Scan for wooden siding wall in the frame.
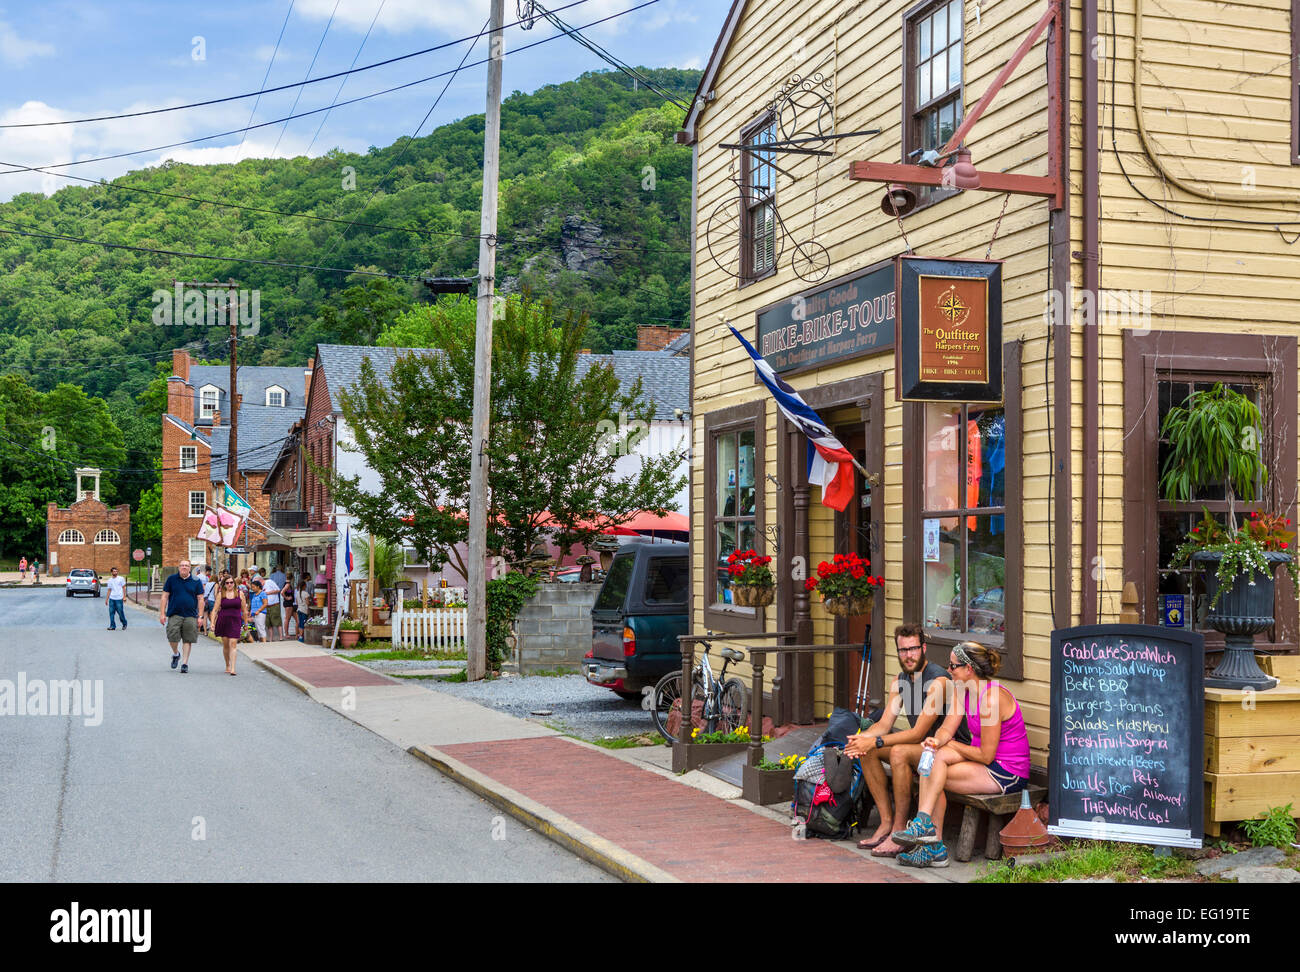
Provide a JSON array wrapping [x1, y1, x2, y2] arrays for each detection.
[[691, 0, 1076, 760], [1100, 0, 1300, 623]]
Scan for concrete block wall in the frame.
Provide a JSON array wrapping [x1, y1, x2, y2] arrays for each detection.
[[514, 581, 602, 674]]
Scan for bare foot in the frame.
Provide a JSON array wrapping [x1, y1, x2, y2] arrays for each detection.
[[871, 838, 904, 857], [857, 824, 892, 848]]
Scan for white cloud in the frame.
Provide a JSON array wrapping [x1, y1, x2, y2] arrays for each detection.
[[0, 19, 53, 66]]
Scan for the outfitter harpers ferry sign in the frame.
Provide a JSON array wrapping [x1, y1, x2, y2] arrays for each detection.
[[754, 260, 895, 375], [895, 255, 1003, 403]]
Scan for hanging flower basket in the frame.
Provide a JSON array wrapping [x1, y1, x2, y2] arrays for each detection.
[[822, 595, 873, 617], [733, 585, 775, 607]]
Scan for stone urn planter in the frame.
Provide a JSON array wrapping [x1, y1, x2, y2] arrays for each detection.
[[1192, 549, 1289, 690]]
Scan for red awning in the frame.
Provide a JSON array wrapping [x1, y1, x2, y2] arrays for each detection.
[[620, 510, 689, 532]]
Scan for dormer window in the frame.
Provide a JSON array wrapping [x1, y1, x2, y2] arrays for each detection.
[[199, 385, 220, 420], [266, 386, 287, 407]]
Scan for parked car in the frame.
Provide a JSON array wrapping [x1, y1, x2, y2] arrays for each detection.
[[66, 569, 101, 597], [585, 541, 688, 702]]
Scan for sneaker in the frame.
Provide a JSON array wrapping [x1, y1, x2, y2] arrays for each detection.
[[898, 843, 950, 868], [171, 653, 180, 669], [892, 813, 939, 846], [180, 664, 188, 674]]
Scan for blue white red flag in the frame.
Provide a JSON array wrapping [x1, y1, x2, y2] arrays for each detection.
[[345, 526, 354, 576], [726, 324, 856, 511]]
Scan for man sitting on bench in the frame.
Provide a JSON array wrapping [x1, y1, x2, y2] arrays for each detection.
[[844, 623, 969, 858]]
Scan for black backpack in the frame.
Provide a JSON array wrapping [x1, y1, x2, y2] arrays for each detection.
[[791, 706, 875, 840]]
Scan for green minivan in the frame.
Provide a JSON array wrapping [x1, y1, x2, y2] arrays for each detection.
[[584, 541, 689, 702]]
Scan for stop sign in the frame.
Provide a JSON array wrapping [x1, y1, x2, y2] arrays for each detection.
[[132, 549, 145, 562]]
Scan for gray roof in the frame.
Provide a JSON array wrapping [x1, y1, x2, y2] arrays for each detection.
[[189, 364, 306, 420], [664, 331, 691, 355], [206, 404, 305, 479], [314, 343, 689, 415]]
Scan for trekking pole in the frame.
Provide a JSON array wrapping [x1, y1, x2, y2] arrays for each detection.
[[854, 625, 871, 716]]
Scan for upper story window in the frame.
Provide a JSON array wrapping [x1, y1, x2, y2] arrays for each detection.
[[266, 386, 287, 407], [180, 446, 197, 472], [189, 490, 207, 517], [57, 529, 85, 544], [905, 0, 964, 208], [94, 529, 120, 544], [199, 385, 219, 420], [740, 114, 777, 283]]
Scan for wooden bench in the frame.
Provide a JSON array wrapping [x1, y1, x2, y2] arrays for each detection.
[[948, 786, 1046, 862]]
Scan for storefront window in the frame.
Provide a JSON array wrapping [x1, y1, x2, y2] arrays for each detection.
[[714, 428, 757, 604], [922, 402, 1006, 635], [1156, 380, 1263, 633]]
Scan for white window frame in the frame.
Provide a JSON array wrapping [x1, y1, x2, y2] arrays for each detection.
[[188, 539, 208, 565], [94, 529, 120, 544], [199, 384, 220, 420], [189, 490, 207, 517], [265, 385, 286, 407], [57, 529, 85, 544], [180, 446, 198, 472]]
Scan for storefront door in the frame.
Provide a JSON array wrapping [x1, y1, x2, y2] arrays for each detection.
[[833, 426, 874, 714]]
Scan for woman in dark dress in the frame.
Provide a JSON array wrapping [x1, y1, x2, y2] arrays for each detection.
[[282, 573, 297, 638], [210, 576, 249, 675]]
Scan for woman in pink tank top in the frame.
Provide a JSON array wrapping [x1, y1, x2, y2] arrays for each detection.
[[893, 642, 1031, 869]]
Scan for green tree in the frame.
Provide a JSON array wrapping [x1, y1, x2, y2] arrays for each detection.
[[328, 293, 683, 573]]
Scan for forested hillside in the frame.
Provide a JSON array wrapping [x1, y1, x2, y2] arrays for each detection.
[[0, 68, 698, 557]]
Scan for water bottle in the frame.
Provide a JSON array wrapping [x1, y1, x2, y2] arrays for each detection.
[[918, 747, 935, 777]]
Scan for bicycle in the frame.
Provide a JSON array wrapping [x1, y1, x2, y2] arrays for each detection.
[[650, 644, 749, 741]]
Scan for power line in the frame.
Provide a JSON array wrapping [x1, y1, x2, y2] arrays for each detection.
[[0, 0, 600, 130], [304, 0, 387, 157], [234, 0, 296, 164], [270, 0, 342, 159], [0, 425, 298, 476], [0, 1, 664, 177]]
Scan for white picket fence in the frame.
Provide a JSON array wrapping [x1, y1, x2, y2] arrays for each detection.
[[391, 602, 468, 650]]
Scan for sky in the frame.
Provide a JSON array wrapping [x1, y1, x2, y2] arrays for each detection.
[[0, 0, 732, 201]]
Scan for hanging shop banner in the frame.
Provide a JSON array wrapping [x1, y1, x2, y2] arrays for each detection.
[[894, 256, 1003, 402], [754, 260, 895, 376], [1048, 623, 1204, 849], [222, 483, 252, 519]]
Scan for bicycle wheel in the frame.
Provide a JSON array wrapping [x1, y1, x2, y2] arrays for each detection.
[[650, 670, 708, 741], [718, 678, 749, 734]]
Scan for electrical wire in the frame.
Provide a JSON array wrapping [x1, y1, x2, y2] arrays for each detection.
[[0, 0, 601, 130], [304, 0, 386, 157], [234, 0, 296, 164], [270, 0, 342, 159], [0, 1, 663, 177]]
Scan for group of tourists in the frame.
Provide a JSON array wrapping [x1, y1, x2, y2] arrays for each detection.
[[843, 622, 1030, 869], [159, 559, 315, 675], [17, 556, 41, 582]]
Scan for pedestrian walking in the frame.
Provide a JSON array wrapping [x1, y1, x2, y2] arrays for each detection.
[[31, 559, 40, 584], [106, 566, 128, 630], [282, 573, 297, 638], [249, 579, 268, 642], [158, 559, 205, 673], [261, 572, 283, 641], [18, 556, 26, 582], [209, 575, 248, 675], [295, 577, 309, 643], [201, 567, 217, 616]]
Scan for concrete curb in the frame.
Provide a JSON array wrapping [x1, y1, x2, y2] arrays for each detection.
[[406, 743, 679, 884], [252, 656, 316, 696]]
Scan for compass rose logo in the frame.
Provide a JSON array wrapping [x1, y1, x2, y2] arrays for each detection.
[[936, 284, 970, 328]]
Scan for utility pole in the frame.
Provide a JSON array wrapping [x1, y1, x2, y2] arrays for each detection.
[[467, 0, 505, 682], [224, 279, 239, 487]]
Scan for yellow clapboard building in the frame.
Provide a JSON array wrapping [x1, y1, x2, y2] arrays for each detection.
[[678, 0, 1300, 834]]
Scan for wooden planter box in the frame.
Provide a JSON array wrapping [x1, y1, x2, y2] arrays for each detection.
[[304, 625, 324, 646], [743, 764, 795, 806], [1204, 657, 1300, 836], [671, 740, 751, 774]]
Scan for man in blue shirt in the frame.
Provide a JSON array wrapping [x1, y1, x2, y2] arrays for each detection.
[[159, 559, 206, 673]]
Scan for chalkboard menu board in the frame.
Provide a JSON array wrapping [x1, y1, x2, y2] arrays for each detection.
[[1048, 624, 1204, 848]]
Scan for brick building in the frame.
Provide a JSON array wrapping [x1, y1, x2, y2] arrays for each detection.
[[46, 468, 131, 577], [161, 349, 306, 572]]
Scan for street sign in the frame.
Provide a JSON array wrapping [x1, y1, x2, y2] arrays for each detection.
[[226, 547, 251, 554], [132, 549, 144, 562]]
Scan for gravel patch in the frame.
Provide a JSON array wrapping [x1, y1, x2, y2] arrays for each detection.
[[419, 672, 659, 741]]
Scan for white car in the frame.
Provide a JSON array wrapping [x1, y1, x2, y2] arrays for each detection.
[[66, 569, 101, 597]]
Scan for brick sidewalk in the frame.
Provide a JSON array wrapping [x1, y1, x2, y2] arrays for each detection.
[[440, 737, 921, 883]]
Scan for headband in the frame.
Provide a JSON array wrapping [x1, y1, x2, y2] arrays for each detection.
[[952, 645, 974, 669]]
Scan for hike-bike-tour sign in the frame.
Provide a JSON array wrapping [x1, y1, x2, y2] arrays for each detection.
[[1048, 624, 1205, 848], [754, 260, 896, 375]]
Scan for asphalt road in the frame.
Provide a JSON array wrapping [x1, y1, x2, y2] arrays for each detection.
[[0, 588, 612, 882]]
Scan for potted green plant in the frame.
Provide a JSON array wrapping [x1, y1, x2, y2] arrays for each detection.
[[1162, 382, 1298, 689], [337, 618, 365, 649], [804, 553, 884, 616], [726, 549, 775, 607]]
